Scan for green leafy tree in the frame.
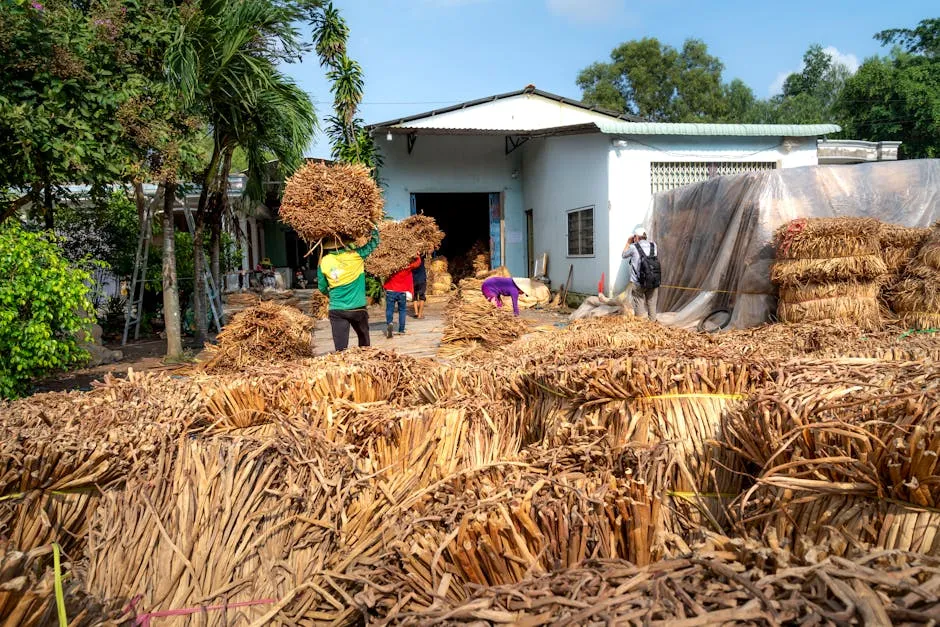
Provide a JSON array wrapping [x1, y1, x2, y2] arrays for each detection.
[[838, 18, 940, 158], [51, 191, 140, 277], [166, 0, 316, 340], [0, 1, 138, 226], [0, 222, 92, 398], [775, 44, 852, 123], [314, 3, 381, 170], [576, 37, 738, 122]]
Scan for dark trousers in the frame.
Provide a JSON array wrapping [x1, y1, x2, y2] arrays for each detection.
[[385, 291, 407, 332], [329, 308, 370, 351]]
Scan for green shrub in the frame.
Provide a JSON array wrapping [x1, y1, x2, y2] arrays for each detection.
[[0, 222, 92, 398]]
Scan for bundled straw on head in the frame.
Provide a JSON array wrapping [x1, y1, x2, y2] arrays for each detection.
[[198, 302, 315, 373], [402, 214, 444, 255], [364, 220, 424, 279], [280, 161, 384, 244]]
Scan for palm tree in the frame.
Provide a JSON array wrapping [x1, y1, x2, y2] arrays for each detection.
[[313, 4, 381, 171], [166, 0, 313, 341]]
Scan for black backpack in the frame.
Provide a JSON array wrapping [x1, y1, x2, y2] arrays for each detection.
[[635, 242, 661, 289]]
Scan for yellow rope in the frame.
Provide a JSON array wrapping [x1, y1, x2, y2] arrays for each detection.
[[667, 491, 737, 500], [52, 543, 68, 627], [639, 393, 745, 401], [0, 486, 97, 502]]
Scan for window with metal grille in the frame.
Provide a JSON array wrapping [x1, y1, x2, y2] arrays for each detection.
[[567, 206, 594, 257], [650, 161, 777, 194]]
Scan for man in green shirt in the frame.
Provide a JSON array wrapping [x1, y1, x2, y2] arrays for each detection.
[[317, 228, 379, 351]]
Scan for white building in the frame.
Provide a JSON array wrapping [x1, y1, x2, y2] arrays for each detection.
[[369, 86, 839, 295]]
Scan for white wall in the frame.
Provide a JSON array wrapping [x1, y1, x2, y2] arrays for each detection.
[[378, 134, 526, 276], [607, 135, 818, 293], [523, 134, 611, 294]]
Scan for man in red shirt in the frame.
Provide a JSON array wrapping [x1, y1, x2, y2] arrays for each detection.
[[383, 257, 421, 338]]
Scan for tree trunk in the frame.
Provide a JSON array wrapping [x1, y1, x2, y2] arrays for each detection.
[[192, 209, 208, 343], [210, 213, 222, 311], [133, 180, 146, 224], [43, 180, 54, 230], [210, 147, 234, 314], [192, 141, 223, 342], [162, 182, 184, 360]]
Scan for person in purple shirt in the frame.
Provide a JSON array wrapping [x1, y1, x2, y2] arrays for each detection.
[[481, 276, 521, 316]]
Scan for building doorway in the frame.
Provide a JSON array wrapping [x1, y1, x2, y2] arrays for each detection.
[[411, 192, 494, 272]]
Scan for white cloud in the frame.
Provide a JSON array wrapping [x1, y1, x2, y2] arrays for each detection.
[[767, 45, 860, 96], [546, 0, 624, 24], [822, 46, 860, 73]]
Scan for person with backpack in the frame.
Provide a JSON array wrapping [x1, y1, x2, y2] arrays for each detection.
[[622, 226, 661, 321]]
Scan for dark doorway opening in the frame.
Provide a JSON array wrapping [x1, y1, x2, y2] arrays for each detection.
[[412, 193, 491, 263]]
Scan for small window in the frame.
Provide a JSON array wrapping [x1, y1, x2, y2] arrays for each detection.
[[567, 206, 594, 257]]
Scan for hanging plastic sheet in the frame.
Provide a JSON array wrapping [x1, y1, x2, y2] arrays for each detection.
[[646, 160, 940, 329]]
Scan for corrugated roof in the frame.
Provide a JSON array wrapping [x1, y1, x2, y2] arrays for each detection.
[[597, 121, 841, 137], [381, 123, 598, 137], [367, 86, 642, 129]]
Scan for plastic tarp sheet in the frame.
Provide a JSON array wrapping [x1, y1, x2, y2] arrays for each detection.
[[645, 160, 940, 329]]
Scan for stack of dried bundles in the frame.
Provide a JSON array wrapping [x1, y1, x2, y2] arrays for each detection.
[[198, 301, 314, 373], [427, 255, 453, 295], [279, 161, 383, 245], [84, 434, 415, 626], [772, 217, 886, 329], [0, 372, 204, 557], [402, 214, 444, 255], [364, 220, 422, 279], [440, 283, 528, 358], [370, 536, 940, 625], [879, 224, 931, 288], [725, 357, 940, 559], [344, 399, 524, 488], [891, 224, 940, 330], [377, 442, 665, 615], [512, 355, 773, 536], [199, 349, 441, 427]]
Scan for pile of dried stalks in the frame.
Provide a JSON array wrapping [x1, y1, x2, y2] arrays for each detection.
[[440, 284, 529, 358], [452, 241, 490, 282], [279, 161, 383, 244], [83, 433, 424, 626], [402, 214, 444, 255], [380, 453, 664, 611], [880, 224, 931, 276], [198, 301, 315, 373], [427, 256, 453, 295], [772, 218, 886, 329], [0, 544, 110, 627], [0, 372, 204, 559], [308, 289, 329, 319], [370, 536, 940, 625], [891, 225, 940, 330], [225, 292, 260, 308], [725, 358, 940, 558], [511, 355, 773, 536], [364, 220, 422, 279]]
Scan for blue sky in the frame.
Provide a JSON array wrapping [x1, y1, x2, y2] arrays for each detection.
[[286, 0, 937, 158]]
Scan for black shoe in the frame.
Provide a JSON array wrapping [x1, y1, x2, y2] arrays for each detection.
[[386, 323, 393, 339]]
